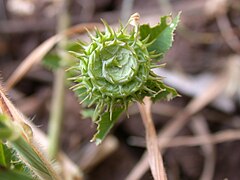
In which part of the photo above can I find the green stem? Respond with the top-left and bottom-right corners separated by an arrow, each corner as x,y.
48,68 -> 65,159
48,0 -> 70,160
0,142 -> 7,167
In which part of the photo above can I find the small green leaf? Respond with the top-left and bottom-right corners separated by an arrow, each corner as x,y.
42,41 -> 83,70
92,108 -> 124,145
66,41 -> 85,52
0,141 -> 33,178
81,109 -> 95,119
151,81 -> 179,102
140,12 -> 180,59
0,142 -> 7,167
42,53 -> 61,70
0,114 -> 56,180
0,170 -> 33,180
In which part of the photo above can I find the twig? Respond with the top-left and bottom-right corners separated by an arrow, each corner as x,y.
190,116 -> 215,180
131,97 -> 166,180
216,13 -> 240,54
128,103 -> 180,118
126,73 -> 228,179
129,129 -> 240,148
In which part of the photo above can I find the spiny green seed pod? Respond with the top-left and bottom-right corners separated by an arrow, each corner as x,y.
69,13 -> 179,143
69,20 -> 164,119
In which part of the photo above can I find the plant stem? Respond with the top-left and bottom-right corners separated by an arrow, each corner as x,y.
48,68 -> 65,159
137,98 -> 167,180
48,0 -> 70,159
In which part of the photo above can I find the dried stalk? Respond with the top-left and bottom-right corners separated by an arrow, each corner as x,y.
127,73 -> 228,179
135,98 -> 167,180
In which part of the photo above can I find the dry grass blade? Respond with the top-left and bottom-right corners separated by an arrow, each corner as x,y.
190,116 -> 215,180
5,23 -> 101,91
135,97 -> 166,180
130,129 -> 240,148
217,14 -> 240,54
126,73 -> 228,180
166,130 -> 240,147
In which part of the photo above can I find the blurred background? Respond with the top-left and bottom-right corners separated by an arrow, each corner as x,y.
0,0 -> 240,179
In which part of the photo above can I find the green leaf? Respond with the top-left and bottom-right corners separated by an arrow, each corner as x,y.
0,142 -> 7,167
0,129 -> 14,139
42,53 -> 61,70
0,114 -> 56,180
42,41 -> 83,70
92,108 -> 124,145
140,12 -> 180,59
66,41 -> 85,52
81,109 -> 95,119
12,137 -> 55,179
151,81 -> 179,102
0,170 -> 33,180
0,141 -> 33,178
